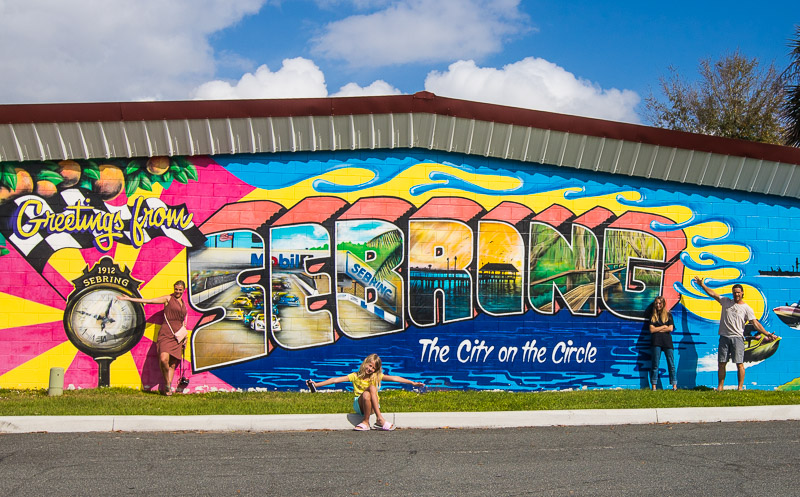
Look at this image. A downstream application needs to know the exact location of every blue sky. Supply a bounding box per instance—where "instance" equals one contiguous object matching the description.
[1,0,797,123]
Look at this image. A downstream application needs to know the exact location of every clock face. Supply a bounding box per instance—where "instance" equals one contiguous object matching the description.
[64,286,145,356]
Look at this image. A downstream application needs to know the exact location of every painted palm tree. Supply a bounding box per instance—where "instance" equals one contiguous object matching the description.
[784,25,800,146]
[528,230,562,267]
[366,229,403,281]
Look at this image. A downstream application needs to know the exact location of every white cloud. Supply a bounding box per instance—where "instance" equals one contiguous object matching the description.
[0,0,266,103]
[193,58,401,99]
[333,80,402,97]
[424,58,641,123]
[193,58,329,100]
[314,0,392,9]
[311,0,529,67]
[0,1,641,124]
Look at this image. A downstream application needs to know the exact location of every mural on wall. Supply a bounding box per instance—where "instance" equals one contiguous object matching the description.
[1,151,799,391]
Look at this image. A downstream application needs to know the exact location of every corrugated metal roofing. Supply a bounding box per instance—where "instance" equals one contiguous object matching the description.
[1,92,799,197]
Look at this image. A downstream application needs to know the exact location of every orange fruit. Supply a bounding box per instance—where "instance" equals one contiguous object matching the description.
[0,168,33,205]
[94,164,125,200]
[35,180,57,197]
[0,186,12,204]
[146,157,170,176]
[12,168,33,195]
[57,160,82,188]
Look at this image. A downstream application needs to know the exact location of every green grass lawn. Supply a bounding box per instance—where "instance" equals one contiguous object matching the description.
[2,387,800,416]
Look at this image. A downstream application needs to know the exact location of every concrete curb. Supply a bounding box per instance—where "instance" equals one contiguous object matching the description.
[654,405,800,424]
[2,405,800,433]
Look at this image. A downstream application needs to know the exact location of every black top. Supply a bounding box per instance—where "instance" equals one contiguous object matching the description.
[649,313,674,349]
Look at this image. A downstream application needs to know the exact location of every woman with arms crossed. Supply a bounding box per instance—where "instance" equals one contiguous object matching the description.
[649,296,677,390]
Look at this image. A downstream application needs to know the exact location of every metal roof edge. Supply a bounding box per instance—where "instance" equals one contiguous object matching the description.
[0,92,798,166]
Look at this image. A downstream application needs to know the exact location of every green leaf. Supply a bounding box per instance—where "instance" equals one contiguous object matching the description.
[3,170,17,191]
[36,170,65,186]
[169,164,181,173]
[85,160,100,171]
[2,162,16,180]
[125,174,141,197]
[175,157,193,169]
[184,164,198,181]
[83,168,100,181]
[126,160,141,175]
[78,179,92,190]
[173,169,188,183]
[138,173,153,191]
[155,170,173,190]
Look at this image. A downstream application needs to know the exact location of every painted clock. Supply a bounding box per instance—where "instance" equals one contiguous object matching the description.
[63,257,146,358]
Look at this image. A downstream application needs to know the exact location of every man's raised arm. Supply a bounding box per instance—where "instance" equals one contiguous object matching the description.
[694,276,722,303]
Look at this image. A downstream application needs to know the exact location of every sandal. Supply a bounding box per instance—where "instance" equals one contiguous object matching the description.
[354,422,370,431]
[374,421,395,431]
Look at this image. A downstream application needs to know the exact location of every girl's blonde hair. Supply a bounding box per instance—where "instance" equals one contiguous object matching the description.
[357,353,382,387]
[650,296,670,324]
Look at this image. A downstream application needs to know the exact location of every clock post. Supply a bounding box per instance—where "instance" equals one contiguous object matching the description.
[96,357,113,388]
[63,257,147,388]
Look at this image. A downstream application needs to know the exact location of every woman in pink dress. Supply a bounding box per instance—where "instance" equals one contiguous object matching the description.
[119,280,188,395]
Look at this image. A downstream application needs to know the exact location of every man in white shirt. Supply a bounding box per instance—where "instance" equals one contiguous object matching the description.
[694,276,777,391]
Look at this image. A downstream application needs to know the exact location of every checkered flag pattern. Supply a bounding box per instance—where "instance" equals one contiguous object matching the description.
[1,188,206,272]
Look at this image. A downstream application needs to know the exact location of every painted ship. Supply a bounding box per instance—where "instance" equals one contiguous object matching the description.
[759,258,800,276]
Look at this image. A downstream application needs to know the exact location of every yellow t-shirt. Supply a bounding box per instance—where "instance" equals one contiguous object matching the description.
[348,372,382,399]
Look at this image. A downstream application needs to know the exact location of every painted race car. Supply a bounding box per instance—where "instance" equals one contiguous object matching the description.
[232,296,253,307]
[273,292,300,307]
[272,278,290,291]
[251,313,266,331]
[249,293,265,310]
[243,310,260,327]
[224,308,245,320]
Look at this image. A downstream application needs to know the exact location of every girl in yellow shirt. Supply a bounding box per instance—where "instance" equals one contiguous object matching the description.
[309,354,423,431]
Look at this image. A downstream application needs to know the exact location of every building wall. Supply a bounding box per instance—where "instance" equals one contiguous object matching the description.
[1,150,799,391]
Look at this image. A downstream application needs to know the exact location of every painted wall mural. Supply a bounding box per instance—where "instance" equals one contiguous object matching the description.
[1,151,800,392]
